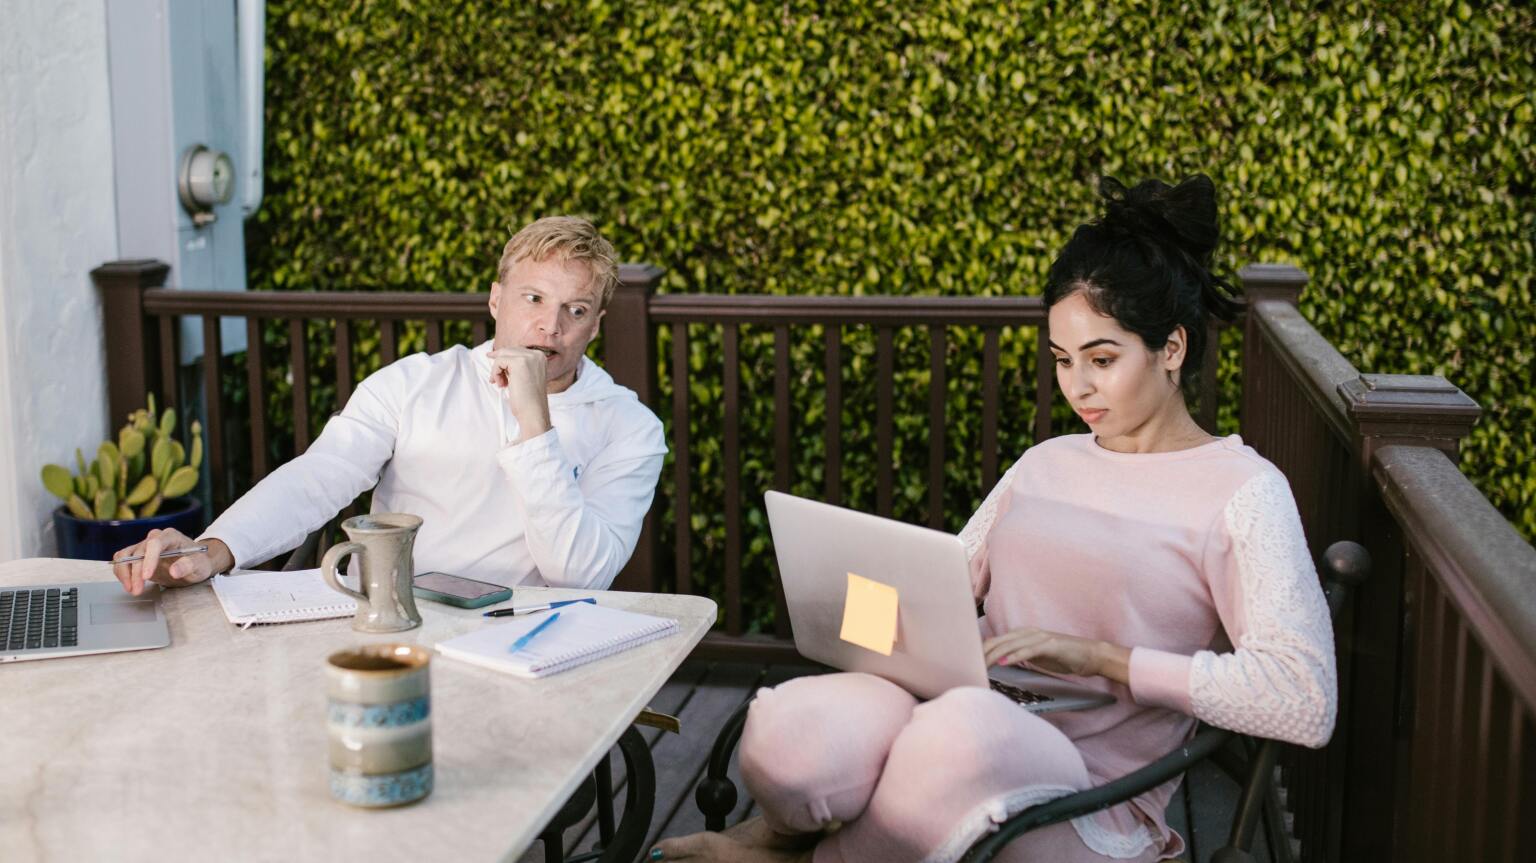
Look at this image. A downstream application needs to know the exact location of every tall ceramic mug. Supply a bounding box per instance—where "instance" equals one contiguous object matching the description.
[326,643,433,807]
[321,513,424,633]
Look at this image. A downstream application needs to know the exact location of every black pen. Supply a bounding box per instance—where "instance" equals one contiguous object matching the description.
[483,598,596,618]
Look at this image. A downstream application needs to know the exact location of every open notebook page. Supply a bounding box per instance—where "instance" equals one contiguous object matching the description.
[210,569,357,628]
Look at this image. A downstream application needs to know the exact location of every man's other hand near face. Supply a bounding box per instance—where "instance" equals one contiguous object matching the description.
[487,345,552,442]
[486,254,606,444]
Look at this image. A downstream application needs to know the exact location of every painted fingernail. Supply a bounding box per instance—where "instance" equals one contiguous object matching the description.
[649,849,664,861]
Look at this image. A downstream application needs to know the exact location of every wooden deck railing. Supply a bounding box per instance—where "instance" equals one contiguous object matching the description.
[1239,265,1535,861]
[93,258,1232,661]
[645,294,1230,659]
[94,259,1536,860]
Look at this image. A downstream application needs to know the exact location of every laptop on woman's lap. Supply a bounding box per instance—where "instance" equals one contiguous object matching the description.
[765,491,1114,715]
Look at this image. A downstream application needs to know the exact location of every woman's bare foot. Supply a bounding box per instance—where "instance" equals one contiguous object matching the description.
[721,816,820,851]
[650,827,817,863]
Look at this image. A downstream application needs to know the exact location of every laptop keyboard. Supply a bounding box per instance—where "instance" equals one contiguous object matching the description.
[1,588,79,652]
[989,678,1054,707]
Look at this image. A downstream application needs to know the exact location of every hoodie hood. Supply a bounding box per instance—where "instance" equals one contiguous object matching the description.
[471,341,637,408]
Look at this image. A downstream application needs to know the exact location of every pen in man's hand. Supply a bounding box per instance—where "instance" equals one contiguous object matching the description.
[115,544,210,565]
[484,598,596,618]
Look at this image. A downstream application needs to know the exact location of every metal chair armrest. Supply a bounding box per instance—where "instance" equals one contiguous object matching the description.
[694,700,753,832]
[961,726,1234,863]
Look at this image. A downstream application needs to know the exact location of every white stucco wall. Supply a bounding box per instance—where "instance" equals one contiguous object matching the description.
[0,0,119,558]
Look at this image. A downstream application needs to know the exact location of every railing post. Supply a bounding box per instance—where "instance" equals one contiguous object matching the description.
[93,259,170,427]
[1238,262,1307,302]
[1336,373,1480,860]
[605,264,661,405]
[605,263,662,593]
[1338,374,1481,471]
[1238,263,1307,437]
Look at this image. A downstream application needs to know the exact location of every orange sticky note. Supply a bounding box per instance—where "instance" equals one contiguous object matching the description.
[839,572,899,656]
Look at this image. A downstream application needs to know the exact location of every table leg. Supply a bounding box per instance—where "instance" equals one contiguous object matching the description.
[598,726,655,863]
[596,752,615,844]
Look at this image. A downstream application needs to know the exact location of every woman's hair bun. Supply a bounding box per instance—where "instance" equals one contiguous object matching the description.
[1043,173,1241,390]
[1099,174,1220,265]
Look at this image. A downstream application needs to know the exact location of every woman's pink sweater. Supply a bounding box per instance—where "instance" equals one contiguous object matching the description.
[962,434,1336,856]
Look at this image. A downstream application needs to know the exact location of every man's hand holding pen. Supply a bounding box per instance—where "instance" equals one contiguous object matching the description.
[110,528,235,596]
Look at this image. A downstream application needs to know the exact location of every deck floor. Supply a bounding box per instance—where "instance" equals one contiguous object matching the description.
[518,660,1275,863]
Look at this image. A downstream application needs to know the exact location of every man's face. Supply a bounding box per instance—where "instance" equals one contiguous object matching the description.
[488,256,605,393]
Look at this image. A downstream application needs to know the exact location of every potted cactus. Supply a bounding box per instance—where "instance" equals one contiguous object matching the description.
[41,394,206,560]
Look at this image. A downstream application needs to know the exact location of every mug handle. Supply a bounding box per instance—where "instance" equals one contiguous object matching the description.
[321,541,369,609]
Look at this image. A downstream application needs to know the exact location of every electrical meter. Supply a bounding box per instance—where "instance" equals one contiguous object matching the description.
[177,144,234,226]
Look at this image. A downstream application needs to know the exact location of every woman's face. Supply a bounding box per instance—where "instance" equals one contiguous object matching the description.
[1046,291,1187,446]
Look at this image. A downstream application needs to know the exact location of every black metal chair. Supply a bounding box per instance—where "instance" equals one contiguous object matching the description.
[280,519,333,570]
[695,541,1370,863]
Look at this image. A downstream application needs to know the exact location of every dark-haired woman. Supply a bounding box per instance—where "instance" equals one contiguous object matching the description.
[653,176,1336,863]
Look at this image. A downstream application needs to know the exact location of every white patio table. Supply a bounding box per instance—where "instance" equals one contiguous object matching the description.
[0,557,715,862]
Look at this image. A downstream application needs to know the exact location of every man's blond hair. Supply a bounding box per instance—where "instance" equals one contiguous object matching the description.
[496,216,620,308]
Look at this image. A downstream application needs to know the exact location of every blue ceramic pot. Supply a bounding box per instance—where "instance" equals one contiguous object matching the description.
[53,498,205,561]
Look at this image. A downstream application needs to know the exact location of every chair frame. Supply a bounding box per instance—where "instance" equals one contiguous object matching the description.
[696,541,1370,863]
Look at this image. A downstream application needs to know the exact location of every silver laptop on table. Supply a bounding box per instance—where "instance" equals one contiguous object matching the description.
[766,491,1114,714]
[1,581,170,663]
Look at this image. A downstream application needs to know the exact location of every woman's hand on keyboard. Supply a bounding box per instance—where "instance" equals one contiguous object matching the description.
[983,626,1132,685]
[111,529,234,596]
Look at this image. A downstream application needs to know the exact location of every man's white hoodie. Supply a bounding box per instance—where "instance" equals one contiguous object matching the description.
[202,342,666,589]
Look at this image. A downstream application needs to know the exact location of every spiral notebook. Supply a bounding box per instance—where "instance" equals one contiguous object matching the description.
[210,569,357,629]
[435,602,678,678]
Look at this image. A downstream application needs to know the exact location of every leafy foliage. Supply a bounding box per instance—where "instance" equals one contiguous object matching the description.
[250,1,1536,620]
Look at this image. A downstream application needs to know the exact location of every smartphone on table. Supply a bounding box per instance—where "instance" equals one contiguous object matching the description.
[412,571,513,609]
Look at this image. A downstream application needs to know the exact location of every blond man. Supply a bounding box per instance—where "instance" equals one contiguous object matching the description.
[112,217,666,592]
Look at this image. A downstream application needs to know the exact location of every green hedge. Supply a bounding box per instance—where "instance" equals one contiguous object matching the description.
[251,1,1536,607]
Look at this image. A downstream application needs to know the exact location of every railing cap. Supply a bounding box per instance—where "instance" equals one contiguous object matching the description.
[91,259,170,288]
[1373,444,1536,712]
[1238,263,1308,306]
[617,263,664,290]
[1339,373,1481,443]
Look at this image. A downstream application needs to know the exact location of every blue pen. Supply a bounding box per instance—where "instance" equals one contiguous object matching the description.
[508,611,561,654]
[483,598,596,618]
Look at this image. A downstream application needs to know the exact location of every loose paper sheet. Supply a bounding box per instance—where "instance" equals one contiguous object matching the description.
[839,572,899,656]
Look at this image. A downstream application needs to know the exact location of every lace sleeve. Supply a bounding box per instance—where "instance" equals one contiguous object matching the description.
[957,459,1023,601]
[959,459,1022,560]
[1186,470,1337,748]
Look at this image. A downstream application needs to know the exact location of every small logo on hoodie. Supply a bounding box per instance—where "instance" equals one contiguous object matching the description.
[573,465,582,480]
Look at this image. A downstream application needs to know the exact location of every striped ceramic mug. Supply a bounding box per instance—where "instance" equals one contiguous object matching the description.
[325,643,434,807]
